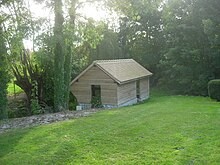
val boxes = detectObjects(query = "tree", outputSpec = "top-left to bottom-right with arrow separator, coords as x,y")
200,0 -> 220,79
53,0 -> 65,112
12,50 -> 43,115
0,0 -> 32,118
0,25 -> 9,120
158,0 -> 220,95
63,0 -> 77,110
107,0 -> 164,84
1,0 -> 34,60
90,27 -> 122,61
34,0 -> 109,111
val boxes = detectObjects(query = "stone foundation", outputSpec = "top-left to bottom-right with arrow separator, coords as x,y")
78,97 -> 142,110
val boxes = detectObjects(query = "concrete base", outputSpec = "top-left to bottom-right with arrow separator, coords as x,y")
118,98 -> 138,107
76,106 -> 82,111
139,95 -> 149,102
78,96 -> 150,110
78,103 -> 91,110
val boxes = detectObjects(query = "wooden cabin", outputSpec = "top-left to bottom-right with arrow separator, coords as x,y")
70,59 -> 153,109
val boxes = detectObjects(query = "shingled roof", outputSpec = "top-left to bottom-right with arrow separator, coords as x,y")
70,59 -> 152,85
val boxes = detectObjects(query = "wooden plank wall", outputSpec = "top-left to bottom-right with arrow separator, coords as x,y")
117,81 -> 136,105
140,77 -> 149,100
71,66 -> 118,105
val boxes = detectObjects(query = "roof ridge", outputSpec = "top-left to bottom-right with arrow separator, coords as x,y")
94,59 -> 133,63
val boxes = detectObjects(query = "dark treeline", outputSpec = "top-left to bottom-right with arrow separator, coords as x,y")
0,0 -> 220,118
107,0 -> 220,96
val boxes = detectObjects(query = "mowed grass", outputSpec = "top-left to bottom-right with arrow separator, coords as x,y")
0,92 -> 220,164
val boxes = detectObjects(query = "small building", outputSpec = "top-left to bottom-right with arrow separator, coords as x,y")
70,59 -> 153,109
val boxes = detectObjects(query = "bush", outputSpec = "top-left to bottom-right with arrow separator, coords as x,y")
208,79 -> 220,101
31,99 -> 42,115
8,99 -> 28,118
91,95 -> 102,108
69,92 -> 77,110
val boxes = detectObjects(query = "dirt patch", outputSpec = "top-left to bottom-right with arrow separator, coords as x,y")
0,108 -> 106,134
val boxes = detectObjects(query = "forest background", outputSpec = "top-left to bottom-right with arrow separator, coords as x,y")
0,0 -> 220,119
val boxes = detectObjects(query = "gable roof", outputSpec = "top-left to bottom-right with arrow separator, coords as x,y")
70,59 -> 153,85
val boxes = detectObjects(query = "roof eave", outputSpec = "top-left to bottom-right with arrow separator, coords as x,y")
118,74 -> 153,85
69,62 -> 94,85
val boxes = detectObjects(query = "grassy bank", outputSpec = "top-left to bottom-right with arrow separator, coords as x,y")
0,92 -> 220,164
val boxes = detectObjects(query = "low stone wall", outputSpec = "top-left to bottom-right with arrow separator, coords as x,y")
0,109 -> 105,134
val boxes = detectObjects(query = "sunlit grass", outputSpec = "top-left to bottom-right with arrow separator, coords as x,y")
0,92 -> 220,164
7,82 -> 23,95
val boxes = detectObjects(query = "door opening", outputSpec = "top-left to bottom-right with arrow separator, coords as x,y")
91,85 -> 101,108
136,80 -> 140,102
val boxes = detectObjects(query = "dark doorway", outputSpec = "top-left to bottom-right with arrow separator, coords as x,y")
91,85 -> 101,108
92,85 -> 101,97
136,80 -> 140,101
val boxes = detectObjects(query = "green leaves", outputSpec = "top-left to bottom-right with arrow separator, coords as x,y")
158,0 -> 218,95
208,79 -> 220,101
0,26 -> 9,120
109,0 -> 220,95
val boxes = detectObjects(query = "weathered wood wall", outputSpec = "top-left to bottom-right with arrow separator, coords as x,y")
71,66 -> 118,105
139,77 -> 149,101
117,81 -> 136,105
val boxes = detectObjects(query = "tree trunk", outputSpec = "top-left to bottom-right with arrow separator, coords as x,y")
12,50 -> 42,115
63,0 -> 77,110
53,0 -> 65,112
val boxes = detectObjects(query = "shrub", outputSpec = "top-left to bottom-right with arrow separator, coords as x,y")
69,92 -> 77,110
91,95 -> 102,108
8,99 -> 28,118
31,99 -> 42,115
208,79 -> 220,101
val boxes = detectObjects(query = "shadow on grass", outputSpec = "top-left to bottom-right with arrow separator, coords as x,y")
0,122 -> 77,164
0,128 -> 32,158
1,89 -> 220,164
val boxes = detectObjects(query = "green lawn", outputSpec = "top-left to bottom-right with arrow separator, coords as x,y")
7,82 -> 23,95
0,92 -> 220,164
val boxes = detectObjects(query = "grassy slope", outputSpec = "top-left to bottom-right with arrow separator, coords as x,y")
0,92 -> 220,164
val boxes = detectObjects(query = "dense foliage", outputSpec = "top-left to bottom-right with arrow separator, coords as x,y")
158,0 -> 220,95
0,26 -> 9,119
107,0 -> 220,95
0,0 -> 220,118
208,80 -> 220,101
